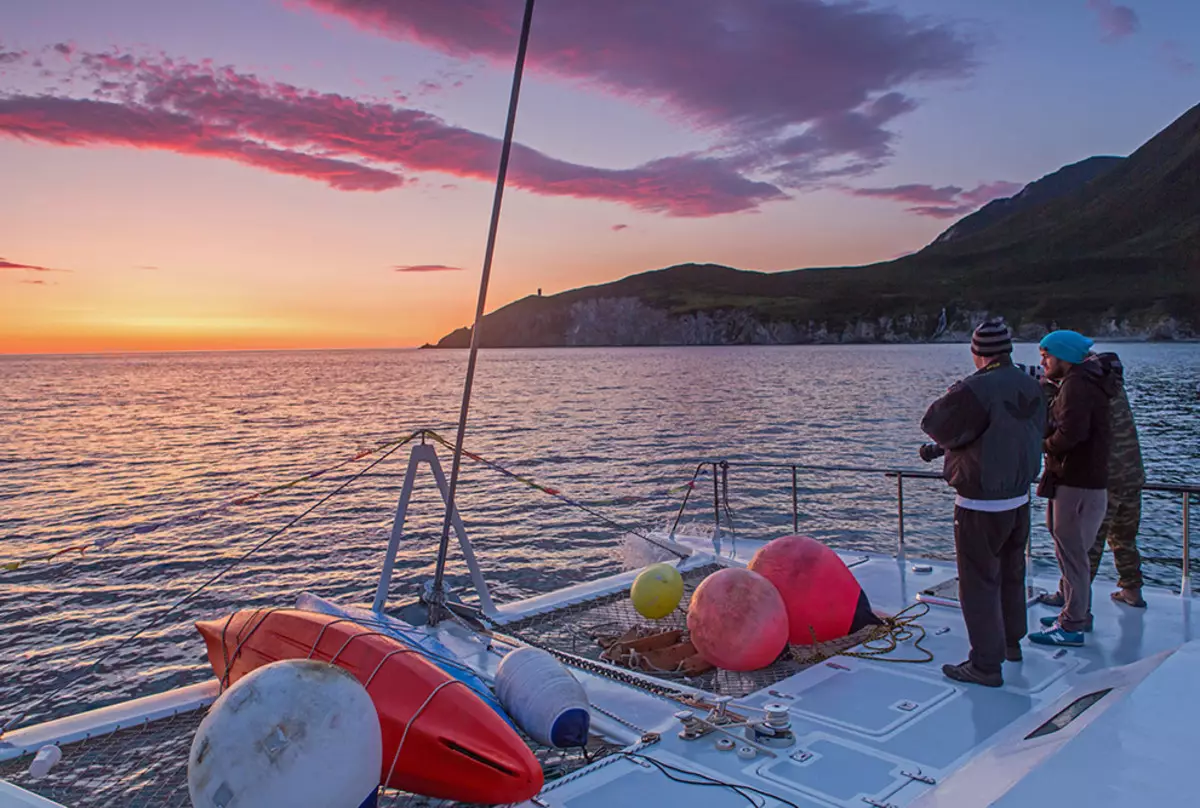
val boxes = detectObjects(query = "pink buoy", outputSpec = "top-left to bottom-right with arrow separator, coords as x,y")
686,568 -> 788,671
748,535 -> 881,646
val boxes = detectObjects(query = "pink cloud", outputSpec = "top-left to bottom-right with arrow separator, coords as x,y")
958,181 -> 1024,205
1161,40 -> 1196,75
0,95 -> 406,191
393,264 -> 464,272
294,0 -> 974,185
0,48 -> 785,215
845,180 -> 1022,219
20,279 -> 48,285
611,223 -> 629,231
1087,0 -> 1139,42
0,257 -> 67,272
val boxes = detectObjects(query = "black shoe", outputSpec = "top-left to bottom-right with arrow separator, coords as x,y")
942,660 -> 1003,688
1005,644 -> 1023,662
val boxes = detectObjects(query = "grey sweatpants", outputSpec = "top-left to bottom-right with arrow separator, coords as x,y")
1048,485 -> 1109,632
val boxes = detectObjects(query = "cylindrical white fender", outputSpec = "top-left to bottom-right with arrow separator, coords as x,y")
495,647 -> 590,748
188,659 -> 382,808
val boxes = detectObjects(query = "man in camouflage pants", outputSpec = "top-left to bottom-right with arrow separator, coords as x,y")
1087,352 -> 1146,607
1036,351 -> 1146,609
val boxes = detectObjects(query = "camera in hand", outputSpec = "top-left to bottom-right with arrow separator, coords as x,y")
919,443 -> 945,462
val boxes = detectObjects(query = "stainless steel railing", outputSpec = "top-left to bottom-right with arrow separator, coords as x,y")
684,459 -> 1197,593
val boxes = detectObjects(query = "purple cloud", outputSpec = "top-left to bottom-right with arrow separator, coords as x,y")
0,257 -> 67,272
1087,0 -> 1139,42
393,264 -> 464,272
611,223 -> 629,231
295,0 -> 975,186
19,279 -> 48,285
0,48 -> 785,215
845,180 -> 1022,218
1161,40 -> 1196,75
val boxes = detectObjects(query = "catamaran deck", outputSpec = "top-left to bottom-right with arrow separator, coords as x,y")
2,535 -> 1196,807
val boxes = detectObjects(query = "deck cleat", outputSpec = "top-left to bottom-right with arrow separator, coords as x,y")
708,695 -> 734,724
674,709 -> 702,740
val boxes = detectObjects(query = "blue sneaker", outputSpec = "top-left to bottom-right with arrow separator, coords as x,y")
1029,623 -> 1085,647
1039,614 -> 1093,632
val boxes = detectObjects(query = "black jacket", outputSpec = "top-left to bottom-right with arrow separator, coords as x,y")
921,357 -> 1048,501
1039,360 -> 1114,494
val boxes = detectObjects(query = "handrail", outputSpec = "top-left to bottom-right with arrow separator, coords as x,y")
691,457 -> 1195,596
704,459 -> 1200,494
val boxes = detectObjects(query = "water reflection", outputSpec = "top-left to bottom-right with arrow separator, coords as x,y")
0,343 -> 1196,721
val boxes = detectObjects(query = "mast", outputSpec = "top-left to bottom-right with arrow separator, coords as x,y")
427,0 -> 537,624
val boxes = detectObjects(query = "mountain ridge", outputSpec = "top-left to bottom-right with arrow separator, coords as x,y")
430,102 -> 1200,348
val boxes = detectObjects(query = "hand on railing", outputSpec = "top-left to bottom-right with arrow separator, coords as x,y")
918,443 -> 945,463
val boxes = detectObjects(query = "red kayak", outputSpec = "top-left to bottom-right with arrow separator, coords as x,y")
196,608 -> 543,804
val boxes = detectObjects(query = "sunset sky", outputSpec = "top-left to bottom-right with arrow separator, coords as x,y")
2,1 -> 1197,353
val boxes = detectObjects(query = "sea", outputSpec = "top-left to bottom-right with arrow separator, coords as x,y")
1,343 -> 1198,724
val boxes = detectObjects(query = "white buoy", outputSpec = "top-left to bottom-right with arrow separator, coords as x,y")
188,659 -> 382,808
494,647 -> 590,748
27,744 -> 61,779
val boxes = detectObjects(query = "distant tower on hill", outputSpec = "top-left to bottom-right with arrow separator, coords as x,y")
537,288 -> 542,297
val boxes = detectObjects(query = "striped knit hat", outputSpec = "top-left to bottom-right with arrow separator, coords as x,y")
971,319 -> 1012,357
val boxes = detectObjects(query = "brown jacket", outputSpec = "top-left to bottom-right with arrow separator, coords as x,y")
1039,361 -> 1113,494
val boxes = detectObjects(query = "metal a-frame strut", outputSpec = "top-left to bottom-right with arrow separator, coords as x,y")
373,442 -> 496,617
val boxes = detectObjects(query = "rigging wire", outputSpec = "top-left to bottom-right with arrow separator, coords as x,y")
422,431 -> 688,559
0,437 -> 412,736
429,0 -> 538,622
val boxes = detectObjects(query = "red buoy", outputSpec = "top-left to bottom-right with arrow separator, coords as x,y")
686,567 -> 788,671
748,535 -> 881,645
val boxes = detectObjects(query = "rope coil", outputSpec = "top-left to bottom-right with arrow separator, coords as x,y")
791,601 -> 933,665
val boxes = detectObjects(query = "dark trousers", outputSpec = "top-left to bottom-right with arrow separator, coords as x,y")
954,504 -> 1030,674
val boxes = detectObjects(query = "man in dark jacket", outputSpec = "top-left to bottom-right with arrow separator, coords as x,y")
1038,352 -> 1147,609
920,320 -> 1047,687
1030,330 -> 1113,647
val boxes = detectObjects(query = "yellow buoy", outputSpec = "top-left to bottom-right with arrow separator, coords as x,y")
630,563 -> 684,619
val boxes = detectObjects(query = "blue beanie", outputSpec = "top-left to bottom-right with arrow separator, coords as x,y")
1040,330 -> 1094,364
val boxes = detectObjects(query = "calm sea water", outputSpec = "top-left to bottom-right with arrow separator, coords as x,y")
2,344 -> 1198,723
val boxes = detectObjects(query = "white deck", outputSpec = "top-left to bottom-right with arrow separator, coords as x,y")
514,536 -> 1199,808
2,537 -> 1196,807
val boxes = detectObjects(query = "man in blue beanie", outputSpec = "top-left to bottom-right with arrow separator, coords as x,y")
1030,330 -> 1112,647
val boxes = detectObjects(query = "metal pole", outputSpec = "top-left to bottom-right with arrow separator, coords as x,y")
373,444 -> 425,612
896,473 -> 905,553
1182,492 -> 1192,598
428,0 -> 537,624
791,466 -> 799,533
712,462 -> 721,539
669,463 -> 704,538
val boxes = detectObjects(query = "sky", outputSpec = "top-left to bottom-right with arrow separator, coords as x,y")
1,0 -> 1197,353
